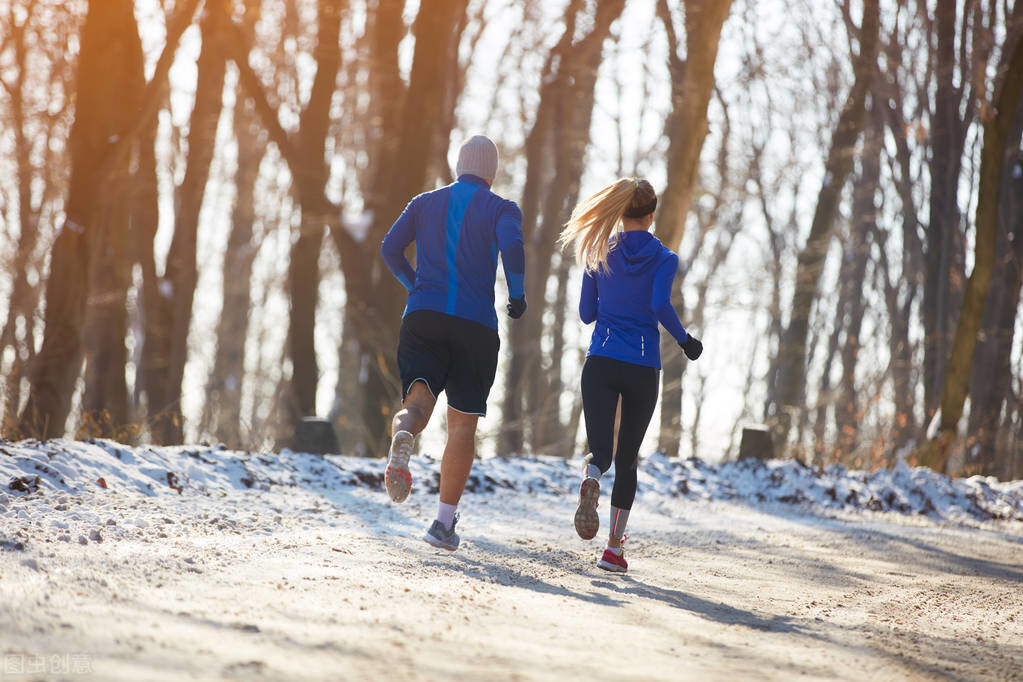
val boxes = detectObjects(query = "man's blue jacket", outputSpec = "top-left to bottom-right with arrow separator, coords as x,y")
381,174 -> 525,331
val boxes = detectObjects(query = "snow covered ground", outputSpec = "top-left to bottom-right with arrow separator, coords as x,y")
2,439 -> 1022,680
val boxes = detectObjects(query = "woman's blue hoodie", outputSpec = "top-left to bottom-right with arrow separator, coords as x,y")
579,230 -> 689,369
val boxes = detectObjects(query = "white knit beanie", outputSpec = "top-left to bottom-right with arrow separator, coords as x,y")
455,135 -> 499,180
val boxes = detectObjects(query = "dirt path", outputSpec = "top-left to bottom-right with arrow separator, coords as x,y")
2,485 -> 1022,681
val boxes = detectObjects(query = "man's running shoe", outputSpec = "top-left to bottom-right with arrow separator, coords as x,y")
574,477 -> 600,539
597,545 -> 628,573
385,430 -> 414,502
423,516 -> 460,551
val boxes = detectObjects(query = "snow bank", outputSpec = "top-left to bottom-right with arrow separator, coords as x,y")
1,439 -> 1021,523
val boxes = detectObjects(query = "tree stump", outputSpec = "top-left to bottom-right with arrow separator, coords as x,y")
293,417 -> 339,455
738,425 -> 774,461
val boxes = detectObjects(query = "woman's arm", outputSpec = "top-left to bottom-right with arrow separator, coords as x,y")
579,270 -> 598,324
651,254 -> 689,345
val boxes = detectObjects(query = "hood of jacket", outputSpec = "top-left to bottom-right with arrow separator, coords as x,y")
609,230 -> 664,274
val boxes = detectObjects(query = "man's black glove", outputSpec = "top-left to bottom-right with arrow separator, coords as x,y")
681,334 -> 703,360
507,296 -> 527,319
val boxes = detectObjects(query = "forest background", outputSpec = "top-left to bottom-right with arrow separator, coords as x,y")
1,0 -> 1021,479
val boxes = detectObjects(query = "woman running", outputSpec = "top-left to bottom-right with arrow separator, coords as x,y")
558,178 -> 702,573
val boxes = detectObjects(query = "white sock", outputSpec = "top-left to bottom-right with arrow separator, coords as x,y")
583,453 -> 602,480
437,502 -> 457,530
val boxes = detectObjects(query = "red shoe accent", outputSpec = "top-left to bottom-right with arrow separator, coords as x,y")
596,547 -> 628,572
385,466 -> 412,487
384,465 -> 412,501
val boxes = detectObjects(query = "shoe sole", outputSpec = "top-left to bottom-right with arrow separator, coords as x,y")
574,478 -> 600,539
385,465 -> 411,502
596,558 -> 627,572
385,432 -> 414,503
423,532 -> 458,551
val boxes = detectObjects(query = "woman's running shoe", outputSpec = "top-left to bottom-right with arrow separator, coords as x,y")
574,477 -> 600,539
597,545 -> 627,573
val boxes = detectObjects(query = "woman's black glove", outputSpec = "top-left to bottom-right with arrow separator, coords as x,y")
681,334 -> 703,360
507,296 -> 527,319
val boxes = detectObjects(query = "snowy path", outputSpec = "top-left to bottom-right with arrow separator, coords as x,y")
3,478 -> 1023,680
3,440 -> 1023,680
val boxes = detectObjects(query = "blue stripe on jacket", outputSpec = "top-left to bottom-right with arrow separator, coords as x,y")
444,182 -> 479,314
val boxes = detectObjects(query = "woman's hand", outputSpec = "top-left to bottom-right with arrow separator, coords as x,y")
681,335 -> 702,360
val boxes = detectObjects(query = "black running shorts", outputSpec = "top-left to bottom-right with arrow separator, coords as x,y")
396,310 -> 500,416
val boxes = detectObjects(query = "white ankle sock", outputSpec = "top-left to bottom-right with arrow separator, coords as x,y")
585,464 -> 602,479
437,502 -> 457,530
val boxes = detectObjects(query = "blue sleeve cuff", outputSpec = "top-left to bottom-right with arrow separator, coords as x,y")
398,271 -> 414,292
507,271 -> 524,299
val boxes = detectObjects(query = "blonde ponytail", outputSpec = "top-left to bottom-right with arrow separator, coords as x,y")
558,178 -> 657,274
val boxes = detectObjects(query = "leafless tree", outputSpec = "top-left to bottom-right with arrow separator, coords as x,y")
18,0 -> 202,439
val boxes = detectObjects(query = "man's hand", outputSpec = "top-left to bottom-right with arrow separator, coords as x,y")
507,296 -> 527,319
681,335 -> 703,360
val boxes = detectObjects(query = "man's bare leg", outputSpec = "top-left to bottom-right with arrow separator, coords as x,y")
386,381 -> 436,503
392,380 -> 436,437
423,407 -> 479,551
439,407 -> 479,506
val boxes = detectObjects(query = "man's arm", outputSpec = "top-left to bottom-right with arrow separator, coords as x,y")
380,199 -> 417,291
497,203 -> 526,316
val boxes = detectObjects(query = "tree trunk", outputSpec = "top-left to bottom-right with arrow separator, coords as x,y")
963,99 -> 1023,477
922,0 -> 970,425
19,0 -> 199,438
144,1 -> 228,444
500,0 -> 625,456
79,183 -> 135,439
223,0 -> 345,443
918,29 -> 1023,472
329,0 -> 406,453
877,64 -> 925,456
768,0 -> 879,453
284,0 -> 345,431
535,252 -> 573,454
654,0 -> 733,455
79,6 -> 147,440
653,0 -> 734,252
1,12 -> 46,430
201,95 -> 265,447
812,294 -> 843,464
358,0 -> 406,201
834,106 -> 881,462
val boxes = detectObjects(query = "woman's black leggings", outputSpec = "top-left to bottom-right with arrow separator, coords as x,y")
581,355 -> 659,510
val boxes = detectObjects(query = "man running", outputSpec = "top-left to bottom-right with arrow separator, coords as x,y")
380,134 -> 526,551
